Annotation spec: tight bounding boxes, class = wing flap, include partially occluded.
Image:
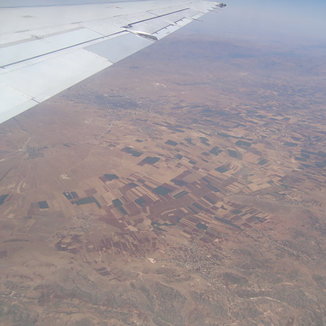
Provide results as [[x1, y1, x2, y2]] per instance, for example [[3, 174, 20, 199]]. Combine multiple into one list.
[[0, 84, 39, 124], [86, 32, 155, 63], [0, 49, 112, 123]]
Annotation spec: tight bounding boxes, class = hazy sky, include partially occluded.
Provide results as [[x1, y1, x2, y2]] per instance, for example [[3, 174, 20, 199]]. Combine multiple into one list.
[[188, 0, 326, 47]]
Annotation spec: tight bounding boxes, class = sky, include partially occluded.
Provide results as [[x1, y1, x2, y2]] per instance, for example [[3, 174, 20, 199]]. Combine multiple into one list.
[[188, 0, 326, 48]]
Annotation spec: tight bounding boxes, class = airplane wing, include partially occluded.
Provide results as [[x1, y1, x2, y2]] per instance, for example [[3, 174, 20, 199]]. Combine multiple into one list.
[[0, 1, 226, 124]]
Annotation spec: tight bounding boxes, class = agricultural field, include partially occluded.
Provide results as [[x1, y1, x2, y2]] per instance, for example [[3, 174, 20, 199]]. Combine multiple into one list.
[[0, 31, 325, 325]]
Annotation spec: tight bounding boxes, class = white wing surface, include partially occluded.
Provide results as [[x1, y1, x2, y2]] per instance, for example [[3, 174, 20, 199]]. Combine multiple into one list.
[[0, 1, 225, 123]]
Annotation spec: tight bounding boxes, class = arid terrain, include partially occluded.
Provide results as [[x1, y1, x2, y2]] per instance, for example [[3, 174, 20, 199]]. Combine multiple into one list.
[[0, 28, 326, 325]]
